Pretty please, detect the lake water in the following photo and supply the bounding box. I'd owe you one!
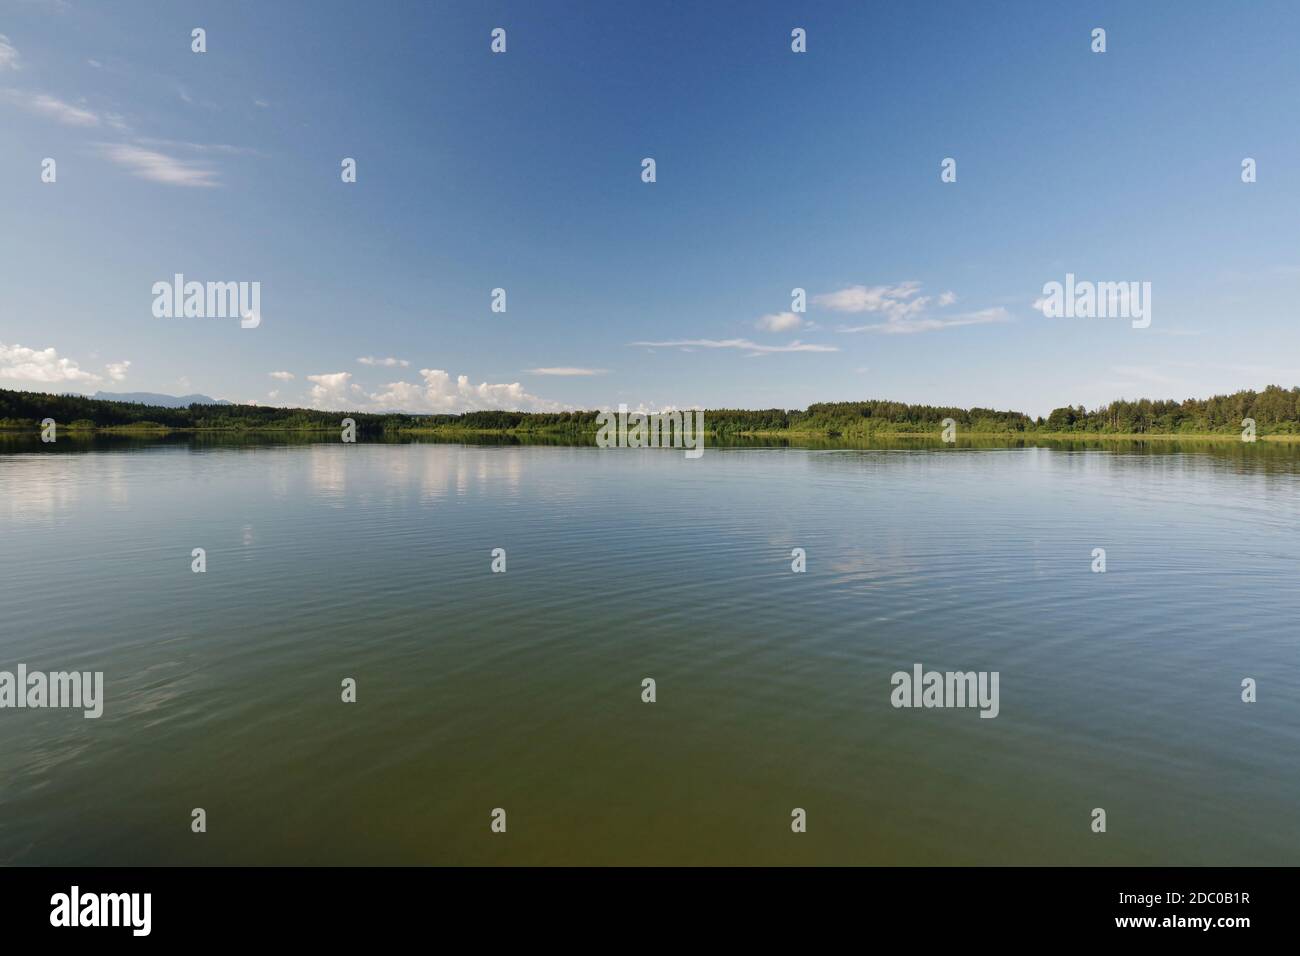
[1,436,1298,865]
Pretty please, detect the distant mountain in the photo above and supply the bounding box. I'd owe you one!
[92,391,232,407]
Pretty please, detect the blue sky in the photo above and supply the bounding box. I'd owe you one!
[2,0,1299,417]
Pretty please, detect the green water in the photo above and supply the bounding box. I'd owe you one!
[1,437,1297,864]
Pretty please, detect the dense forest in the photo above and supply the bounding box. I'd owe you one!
[2,385,1299,436]
[0,389,598,435]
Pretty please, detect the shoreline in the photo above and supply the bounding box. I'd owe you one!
[2,425,1296,442]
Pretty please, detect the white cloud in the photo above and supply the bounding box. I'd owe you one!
[368,369,562,413]
[96,143,219,187]
[630,338,838,355]
[0,342,101,384]
[756,311,802,333]
[269,371,295,381]
[306,372,355,409]
[5,89,99,125]
[105,360,130,381]
[841,306,1009,335]
[527,367,607,376]
[299,369,562,413]
[818,282,1005,334]
[357,356,409,368]
[813,282,923,314]
[87,58,102,69]
[0,35,20,70]
[304,369,556,414]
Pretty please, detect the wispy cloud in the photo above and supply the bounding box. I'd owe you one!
[0,35,21,70]
[96,143,220,187]
[817,282,1000,334]
[5,89,99,125]
[631,337,838,355]
[134,138,260,156]
[105,360,131,382]
[269,371,295,381]
[357,356,409,368]
[841,306,1009,335]
[4,80,250,184]
[527,367,607,376]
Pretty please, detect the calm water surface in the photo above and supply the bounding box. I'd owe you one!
[1,438,1298,864]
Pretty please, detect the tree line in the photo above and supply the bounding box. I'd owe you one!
[2,385,1298,435]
